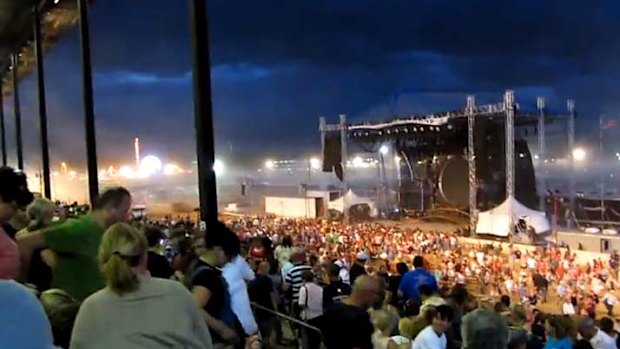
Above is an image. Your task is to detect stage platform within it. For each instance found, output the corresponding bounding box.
[556,230,620,254]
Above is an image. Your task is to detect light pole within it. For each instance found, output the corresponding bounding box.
[379,145,389,213]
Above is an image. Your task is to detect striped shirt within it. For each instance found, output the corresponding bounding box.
[285,264,312,302]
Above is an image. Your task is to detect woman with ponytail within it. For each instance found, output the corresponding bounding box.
[70,223,212,349]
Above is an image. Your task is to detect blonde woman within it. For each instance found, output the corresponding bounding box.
[70,223,212,349]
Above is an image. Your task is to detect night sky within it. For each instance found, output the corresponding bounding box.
[5,0,620,169]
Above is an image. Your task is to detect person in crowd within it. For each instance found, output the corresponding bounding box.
[298,270,323,349]
[370,309,410,349]
[190,221,240,348]
[248,261,277,348]
[598,317,618,342]
[222,251,259,340]
[21,197,58,291]
[573,340,595,349]
[274,235,293,266]
[350,251,369,285]
[321,275,383,349]
[18,187,132,300]
[0,279,58,349]
[399,255,438,304]
[387,262,408,309]
[0,167,33,280]
[412,304,454,349]
[533,270,549,303]
[143,226,174,279]
[323,262,352,310]
[577,317,616,349]
[563,296,577,315]
[544,315,574,349]
[419,283,447,315]
[602,290,617,317]
[40,289,81,349]
[283,247,312,317]
[461,308,509,349]
[70,223,212,349]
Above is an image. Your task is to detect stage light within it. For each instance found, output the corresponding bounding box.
[380,145,389,155]
[309,157,321,170]
[163,163,180,176]
[572,148,586,162]
[54,0,60,4]
[213,159,224,176]
[394,155,401,163]
[264,160,275,169]
[352,156,364,168]
[140,155,163,176]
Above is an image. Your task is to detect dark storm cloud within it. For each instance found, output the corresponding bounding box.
[7,0,620,170]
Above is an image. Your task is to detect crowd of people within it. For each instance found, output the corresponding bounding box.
[2,164,620,349]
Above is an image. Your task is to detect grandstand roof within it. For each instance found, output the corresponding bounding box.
[0,0,91,95]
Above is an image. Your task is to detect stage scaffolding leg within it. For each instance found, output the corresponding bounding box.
[0,83,6,166]
[190,0,218,226]
[567,100,576,229]
[467,95,476,234]
[504,91,515,233]
[537,97,546,211]
[340,114,349,223]
[34,6,51,199]
[12,54,23,170]
[78,0,99,204]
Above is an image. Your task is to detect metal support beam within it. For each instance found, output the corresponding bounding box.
[12,54,23,170]
[189,0,218,226]
[567,100,575,229]
[339,114,349,223]
[467,95,476,233]
[537,97,546,211]
[78,0,99,204]
[504,90,515,200]
[0,83,5,166]
[34,7,51,199]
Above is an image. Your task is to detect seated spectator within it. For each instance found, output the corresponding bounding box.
[461,309,509,349]
[0,279,57,348]
[412,304,454,349]
[70,223,212,349]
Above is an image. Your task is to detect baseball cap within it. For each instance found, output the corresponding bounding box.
[0,167,33,207]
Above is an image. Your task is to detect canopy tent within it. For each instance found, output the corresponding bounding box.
[328,189,378,217]
[476,196,550,237]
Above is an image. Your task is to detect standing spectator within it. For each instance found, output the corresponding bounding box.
[399,256,438,304]
[222,254,258,339]
[461,309,509,349]
[323,263,352,311]
[298,270,323,349]
[533,271,548,303]
[274,236,293,266]
[143,226,174,279]
[577,317,616,349]
[248,261,277,348]
[602,290,617,317]
[387,262,408,308]
[350,252,369,285]
[0,279,57,349]
[70,223,212,349]
[544,315,574,349]
[412,304,454,349]
[18,187,132,300]
[0,167,33,280]
[190,222,240,348]
[283,248,312,317]
[321,275,382,349]
[22,198,58,291]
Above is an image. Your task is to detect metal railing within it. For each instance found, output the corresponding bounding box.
[250,302,323,349]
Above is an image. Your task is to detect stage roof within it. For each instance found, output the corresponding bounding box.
[0,0,91,95]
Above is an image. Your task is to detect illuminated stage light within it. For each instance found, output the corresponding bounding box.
[309,157,321,170]
[140,155,163,176]
[264,160,275,169]
[213,159,224,176]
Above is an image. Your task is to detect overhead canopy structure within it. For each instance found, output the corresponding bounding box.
[0,0,89,94]
[328,189,378,217]
[476,196,550,237]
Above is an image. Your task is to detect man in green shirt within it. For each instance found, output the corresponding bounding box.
[18,187,132,300]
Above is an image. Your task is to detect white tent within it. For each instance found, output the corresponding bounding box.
[328,189,378,217]
[475,196,550,237]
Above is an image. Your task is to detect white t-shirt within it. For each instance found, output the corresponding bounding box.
[412,325,446,349]
[298,282,323,321]
[590,328,616,349]
[562,302,576,315]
